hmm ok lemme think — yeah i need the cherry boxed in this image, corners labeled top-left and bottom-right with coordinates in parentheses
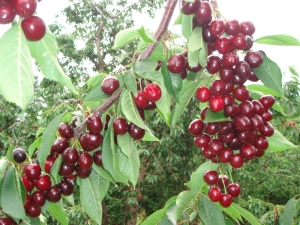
top-left (26, 202), bottom-right (41, 218)
top-left (196, 86), bottom-right (211, 102)
top-left (87, 114), bottom-right (103, 134)
top-left (188, 119), bottom-right (204, 136)
top-left (44, 157), bottom-right (56, 174)
top-left (21, 16), bottom-right (46, 41)
top-left (75, 164), bottom-right (92, 179)
top-left (128, 123), bottom-right (145, 140)
top-left (244, 35), bottom-right (254, 51)
top-left (113, 118), bottom-right (128, 135)
top-left (229, 137), bottom-right (242, 150)
top-left (224, 81), bottom-right (234, 95)
top-left (80, 131), bottom-right (103, 151)
top-left (235, 61), bottom-right (251, 79)
top-left (21, 176), bottom-right (34, 192)
top-left (31, 190), bottom-right (46, 207)
top-left (24, 194), bottom-right (30, 209)
top-left (260, 122), bottom-right (274, 137)
top-left (195, 1), bottom-right (212, 21)
top-left (217, 175), bottom-right (229, 189)
top-left (209, 96), bottom-right (224, 112)
top-left (202, 26), bottom-right (217, 43)
top-left (208, 138), bottom-right (224, 155)
top-left (225, 19), bottom-right (240, 36)
top-left (231, 33), bottom-right (247, 50)
top-left (203, 170), bottom-right (218, 185)
top-left (12, 0), bottom-right (37, 18)
top-left (101, 76), bottom-right (120, 95)
top-left (46, 186), bottom-right (62, 203)
top-left (218, 147), bottom-right (233, 163)
top-left (233, 115), bottom-right (251, 131)
top-left (0, 218), bottom-right (11, 225)
top-left (167, 54), bottom-right (186, 73)
top-left (145, 101), bottom-right (157, 110)
top-left (220, 67), bottom-right (234, 82)
top-left (208, 187), bottom-right (222, 202)
top-left (13, 147), bottom-right (27, 163)
top-left (227, 183), bottom-right (241, 198)
top-left (240, 21), bottom-right (255, 36)
top-left (205, 123), bottom-right (218, 135)
top-left (201, 146), bottom-right (215, 159)
top-left (237, 131), bottom-right (251, 144)
top-left (104, 114), bottom-right (111, 130)
top-left (230, 154), bottom-right (244, 168)
top-left (59, 162), bottom-right (75, 177)
top-left (261, 109), bottom-right (273, 122)
top-left (58, 122), bottom-right (74, 139)
top-left (78, 152), bottom-right (93, 170)
top-left (35, 174), bottom-right (51, 191)
top-left (62, 147), bottom-right (79, 165)
top-left (259, 95), bottom-right (275, 109)
top-left (219, 193), bottom-right (233, 208)
top-left (52, 137), bottom-right (70, 154)
top-left (255, 134), bottom-right (269, 150)
top-left (217, 121), bottom-right (234, 135)
top-left (221, 52), bottom-right (239, 68)
top-left (206, 55), bottom-right (221, 74)
top-left (137, 108), bottom-right (145, 120)
top-left (93, 150), bottom-right (103, 167)
top-left (6, 217), bottom-right (17, 225)
top-left (134, 90), bottom-right (149, 108)
top-left (0, 4), bottom-right (15, 24)
top-left (223, 94), bottom-right (234, 105)
top-left (252, 100), bottom-right (265, 115)
top-left (210, 80), bottom-right (225, 96)
top-left (244, 50), bottom-right (263, 68)
top-left (255, 149), bottom-right (265, 157)
top-left (240, 143), bottom-right (256, 160)
top-left (218, 131), bottom-right (235, 144)
top-left (194, 14), bottom-right (212, 27)
top-left (209, 19), bottom-right (225, 36)
top-left (233, 85), bottom-right (249, 101)
top-left (239, 100), bottom-right (254, 117)
top-left (0, 0), bottom-right (12, 6)
top-left (200, 106), bottom-right (209, 120)
top-left (194, 133), bottom-right (211, 148)
top-left (142, 83), bottom-right (162, 102)
top-left (180, 0), bottom-right (201, 15)
top-left (58, 179), bottom-right (74, 196)
top-left (249, 114), bottom-right (264, 131)
top-left (24, 163), bottom-right (41, 180)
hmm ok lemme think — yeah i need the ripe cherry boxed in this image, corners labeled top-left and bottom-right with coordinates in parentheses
top-left (259, 95), bottom-right (275, 109)
top-left (227, 183), bottom-right (240, 198)
top-left (233, 115), bottom-right (251, 131)
top-left (239, 100), bottom-right (254, 117)
top-left (26, 202), bottom-right (41, 218)
top-left (218, 147), bottom-right (233, 163)
top-left (255, 134), bottom-right (269, 150)
top-left (21, 176), bottom-right (34, 192)
top-left (128, 123), bottom-right (145, 140)
top-left (59, 162), bottom-right (75, 177)
top-left (80, 131), bottom-right (103, 151)
top-left (87, 114), bottom-right (103, 134)
top-left (62, 147), bottom-right (79, 165)
top-left (180, 0), bottom-right (201, 15)
top-left (244, 50), bottom-right (263, 68)
top-left (24, 163), bottom-right (41, 180)
top-left (208, 138), bottom-right (224, 155)
top-left (196, 86), bottom-right (211, 102)
top-left (219, 193), bottom-right (233, 208)
top-left (142, 83), bottom-right (162, 102)
top-left (195, 1), bottom-right (212, 21)
top-left (209, 96), bottom-right (224, 112)
top-left (217, 175), bottom-right (229, 189)
top-left (194, 133), bottom-right (211, 148)
top-left (44, 157), bottom-right (56, 174)
top-left (35, 174), bottom-right (51, 191)
top-left (202, 26), bottom-right (217, 43)
top-left (113, 118), bottom-right (128, 135)
top-left (101, 76), bottom-right (120, 95)
top-left (46, 186), bottom-right (62, 203)
top-left (75, 164), bottom-right (92, 179)
top-left (206, 55), bottom-right (221, 74)
top-left (240, 143), bottom-right (256, 160)
top-left (231, 34), bottom-right (247, 50)
top-left (201, 146), bottom-right (215, 159)
top-left (167, 54), bottom-right (186, 73)
top-left (0, 4), bottom-right (16, 24)
top-left (230, 154), bottom-right (244, 168)
top-left (225, 19), bottom-right (240, 36)
top-left (260, 122), bottom-right (274, 137)
top-left (240, 21), bottom-right (255, 36)
top-left (233, 85), bottom-right (249, 101)
top-left (12, 0), bottom-right (37, 18)
top-left (220, 67), bottom-right (234, 82)
top-left (203, 170), bottom-right (218, 185)
top-left (13, 147), bottom-right (27, 163)
top-left (78, 152), bottom-right (93, 170)
top-left (58, 122), bottom-right (74, 139)
top-left (21, 16), bottom-right (46, 41)
top-left (208, 187), bottom-right (222, 202)
top-left (134, 90), bottom-right (149, 108)
top-left (58, 179), bottom-right (74, 196)
top-left (235, 61), bottom-right (251, 79)
top-left (31, 190), bottom-right (46, 207)
top-left (93, 150), bottom-right (103, 167)
top-left (209, 19), bottom-right (226, 36)
top-left (24, 194), bottom-right (30, 209)
top-left (221, 52), bottom-right (239, 68)
top-left (210, 80), bottom-right (225, 96)
top-left (261, 109), bottom-right (273, 122)
top-left (205, 123), bottom-right (218, 135)
top-left (52, 137), bottom-right (70, 154)
top-left (188, 119), bottom-right (204, 136)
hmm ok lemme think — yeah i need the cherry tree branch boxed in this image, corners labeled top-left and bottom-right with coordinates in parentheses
top-left (74, 0), bottom-right (179, 137)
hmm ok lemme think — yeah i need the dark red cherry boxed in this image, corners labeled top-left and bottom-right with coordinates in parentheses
top-left (209, 96), bottom-right (224, 112)
top-left (58, 179), bottom-right (74, 196)
top-left (225, 19), bottom-right (240, 36)
top-left (0, 0), bottom-right (12, 6)
top-left (210, 79), bottom-right (225, 96)
top-left (239, 100), bottom-right (254, 117)
top-left (195, 1), bottom-right (212, 21)
top-left (35, 174), bottom-right (51, 191)
top-left (13, 147), bottom-right (27, 163)
top-left (244, 50), bottom-right (263, 68)
top-left (78, 152), bottom-right (93, 170)
top-left (244, 35), bottom-right (254, 51)
top-left (230, 154), bottom-right (244, 168)
top-left (75, 164), bottom-right (92, 179)
top-left (219, 193), bottom-right (232, 208)
top-left (101, 76), bottom-right (120, 95)
top-left (202, 26), bottom-right (217, 43)
top-left (12, 0), bottom-right (37, 18)
top-left (167, 54), bottom-right (186, 73)
top-left (46, 186), bottom-right (62, 203)
top-left (62, 147), bottom-right (79, 165)
top-left (21, 16), bottom-right (46, 41)
top-left (87, 114), bottom-right (103, 134)
top-left (217, 175), bottom-right (229, 189)
top-left (194, 133), bottom-right (211, 148)
top-left (21, 176), bottom-right (34, 192)
top-left (145, 101), bottom-right (157, 110)
top-left (0, 4), bottom-right (16, 24)
top-left (24, 194), bottom-right (30, 209)
top-left (218, 147), bottom-right (233, 163)
top-left (221, 52), bottom-right (239, 68)
top-left (260, 122), bottom-right (274, 137)
top-left (81, 131), bottom-right (103, 151)
top-left (255, 134), bottom-right (269, 150)
top-left (31, 190), bottom-right (46, 207)
top-left (188, 119), bottom-right (204, 136)
top-left (93, 150), bottom-right (103, 167)
top-left (203, 170), bottom-right (218, 185)
top-left (233, 85), bottom-right (249, 101)
top-left (201, 146), bottom-right (215, 159)
top-left (134, 90), bottom-right (149, 108)
top-left (240, 21), bottom-right (255, 36)
top-left (196, 86), bottom-right (211, 102)
top-left (259, 95), bottom-right (275, 109)
top-left (235, 61), bottom-right (251, 79)
top-left (240, 143), bottom-right (256, 160)
top-left (208, 187), bottom-right (222, 202)
top-left (208, 138), bottom-right (224, 155)
top-left (58, 163), bottom-right (75, 177)
top-left (26, 202), bottom-right (41, 218)
top-left (227, 183), bottom-right (240, 198)
top-left (44, 157), bottom-right (56, 174)
top-left (180, 0), bottom-right (201, 15)
top-left (233, 115), bottom-right (251, 131)
top-left (206, 55), bottom-right (221, 74)
top-left (261, 109), bottom-right (273, 122)
top-left (128, 123), bottom-right (145, 140)
top-left (24, 163), bottom-right (41, 180)
top-left (252, 100), bottom-right (265, 115)
top-left (52, 137), bottom-right (70, 154)
top-left (58, 123), bottom-right (74, 139)
top-left (142, 83), bottom-right (162, 102)
top-left (231, 33), bottom-right (247, 50)
top-left (209, 19), bottom-right (226, 36)
top-left (113, 118), bottom-right (128, 135)
top-left (205, 123), bottom-right (218, 135)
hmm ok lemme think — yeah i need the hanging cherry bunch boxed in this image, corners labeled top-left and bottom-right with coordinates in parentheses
top-left (163, 0), bottom-right (277, 208)
top-left (0, 0), bottom-right (46, 41)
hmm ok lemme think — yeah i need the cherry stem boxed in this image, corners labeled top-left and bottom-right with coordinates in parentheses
top-left (74, 0), bottom-right (179, 137)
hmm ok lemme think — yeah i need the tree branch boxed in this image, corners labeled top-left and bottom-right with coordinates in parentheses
top-left (95, 21), bottom-right (106, 72)
top-left (74, 0), bottom-right (179, 137)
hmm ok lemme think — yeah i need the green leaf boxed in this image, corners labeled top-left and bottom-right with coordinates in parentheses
top-left (170, 79), bottom-right (203, 134)
top-left (138, 26), bottom-right (157, 44)
top-left (224, 218), bottom-right (235, 225)
top-left (223, 205), bottom-right (243, 222)
top-left (92, 164), bottom-right (114, 183)
top-left (50, 155), bottom-right (62, 184)
top-left (89, 170), bottom-right (109, 202)
top-left (247, 84), bottom-right (282, 97)
top-left (231, 203), bottom-right (261, 225)
top-left (188, 27), bottom-right (202, 52)
top-left (0, 24), bottom-right (34, 110)
top-left (190, 211), bottom-right (198, 222)
top-left (84, 82), bottom-right (110, 102)
top-left (47, 202), bottom-right (69, 225)
top-left (142, 130), bottom-right (160, 142)
top-left (174, 12), bottom-right (183, 25)
top-left (121, 89), bottom-right (149, 131)
top-left (140, 209), bottom-right (165, 225)
top-left (133, 59), bottom-right (158, 79)
top-left (199, 45), bottom-right (208, 68)
top-left (197, 198), bottom-right (226, 225)
top-left (253, 55), bottom-right (283, 96)
top-left (113, 27), bottom-right (139, 50)
top-left (125, 71), bottom-right (137, 96)
top-left (190, 161), bottom-right (219, 198)
top-left (149, 43), bottom-right (166, 61)
top-left (267, 129), bottom-right (297, 152)
top-left (117, 147), bottom-right (140, 186)
top-left (5, 146), bottom-right (14, 163)
top-left (28, 29), bottom-right (78, 95)
top-left (188, 49), bottom-right (200, 68)
top-left (254, 34), bottom-right (300, 46)
top-left (37, 113), bottom-right (67, 171)
top-left (181, 14), bottom-right (193, 40)
top-left (155, 84), bottom-right (171, 126)
top-left (174, 191), bottom-right (193, 220)
top-left (87, 73), bottom-right (106, 90)
top-left (28, 137), bottom-right (42, 157)
top-left (1, 166), bottom-right (28, 222)
top-left (279, 198), bottom-right (295, 225)
top-left (117, 132), bottom-right (135, 157)
top-left (0, 158), bottom-right (8, 207)
top-left (80, 171), bottom-right (102, 225)
top-left (203, 109), bottom-right (231, 123)
top-left (36, 127), bottom-right (46, 138)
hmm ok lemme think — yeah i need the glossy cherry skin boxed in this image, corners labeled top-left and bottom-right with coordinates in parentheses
top-left (13, 147), bottom-right (27, 163)
top-left (44, 157), bottom-right (56, 174)
top-left (221, 52), bottom-right (239, 68)
top-left (244, 50), bottom-right (263, 68)
top-left (255, 134), bottom-right (269, 150)
top-left (113, 118), bottom-right (128, 135)
top-left (219, 193), bottom-right (233, 208)
top-left (21, 16), bottom-right (46, 41)
top-left (209, 19), bottom-right (226, 36)
top-left (58, 122), bottom-right (74, 139)
top-left (240, 21), bottom-right (255, 36)
top-left (206, 56), bottom-right (221, 74)
top-left (188, 119), bottom-right (204, 136)
top-left (215, 36), bottom-right (231, 54)
top-left (180, 0), bottom-right (201, 15)
top-left (21, 176), bottom-right (34, 192)
top-left (12, 0), bottom-right (37, 18)
top-left (62, 147), bottom-right (79, 165)
top-left (233, 115), bottom-right (251, 131)
top-left (87, 114), bottom-right (103, 134)
top-left (128, 123), bottom-right (145, 140)
top-left (101, 76), bottom-right (120, 95)
top-left (208, 187), bottom-right (222, 202)
top-left (80, 131), bottom-right (103, 151)
top-left (210, 79), bottom-right (225, 96)
top-left (195, 1), bottom-right (212, 21)
top-left (58, 179), bottom-right (74, 196)
top-left (167, 54), bottom-right (186, 73)
top-left (252, 100), bottom-right (266, 115)
top-left (24, 194), bottom-right (30, 209)
top-left (209, 96), bottom-right (224, 112)
top-left (196, 86), bottom-right (211, 102)
top-left (208, 138), bottom-right (224, 155)
top-left (78, 152), bottom-right (93, 170)
top-left (194, 133), bottom-right (211, 148)
top-left (52, 137), bottom-right (70, 153)
top-left (259, 95), bottom-right (275, 109)
top-left (24, 163), bottom-right (41, 180)
top-left (0, 4), bottom-right (16, 24)
top-left (93, 150), bottom-right (103, 167)
top-left (203, 170), bottom-right (218, 185)
top-left (217, 175), bottom-right (229, 189)
top-left (134, 90), bottom-right (149, 108)
top-left (25, 202), bottom-right (41, 218)
top-left (46, 186), bottom-right (62, 203)
top-left (75, 164), bottom-right (92, 179)
top-left (230, 154), bottom-right (244, 168)
top-left (240, 143), bottom-right (256, 160)
top-left (59, 163), bottom-right (75, 177)
top-left (31, 190), bottom-right (46, 207)
top-left (231, 33), bottom-right (247, 50)
top-left (0, 0), bottom-right (12, 6)
top-left (225, 19), bottom-right (240, 36)
top-left (35, 174), bottom-right (51, 191)
top-left (227, 183), bottom-right (241, 198)
top-left (233, 85), bottom-right (249, 101)
top-left (142, 83), bottom-right (162, 102)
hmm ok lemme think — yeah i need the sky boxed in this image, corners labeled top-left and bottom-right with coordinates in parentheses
top-left (1, 0), bottom-right (300, 78)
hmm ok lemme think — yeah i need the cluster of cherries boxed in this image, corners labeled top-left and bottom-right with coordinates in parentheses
top-left (176, 0), bottom-right (277, 207)
top-left (0, 0), bottom-right (46, 41)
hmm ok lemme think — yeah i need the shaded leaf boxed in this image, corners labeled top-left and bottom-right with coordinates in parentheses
top-left (125, 71), bottom-right (137, 96)
top-left (254, 34), bottom-right (300, 46)
top-left (155, 84), bottom-right (171, 126)
top-left (142, 130), bottom-right (160, 142)
top-left (247, 84), bottom-right (282, 97)
top-left (279, 198), bottom-right (295, 225)
top-left (197, 198), bottom-right (226, 225)
top-left (87, 73), bottom-right (106, 90)
top-left (133, 59), bottom-right (158, 79)
top-left (140, 209), bottom-right (165, 225)
top-left (47, 202), bottom-right (69, 225)
top-left (50, 155), bottom-right (62, 184)
top-left (92, 164), bottom-right (114, 183)
top-left (231, 203), bottom-right (261, 225)
top-left (117, 132), bottom-right (135, 157)
top-left (28, 137), bottom-right (42, 157)
top-left (174, 190), bottom-right (193, 220)
top-left (267, 129), bottom-right (297, 152)
top-left (203, 109), bottom-right (231, 123)
top-left (188, 27), bottom-right (202, 52)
